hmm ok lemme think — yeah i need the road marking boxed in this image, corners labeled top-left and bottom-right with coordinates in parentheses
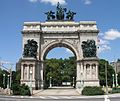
top-left (104, 95), bottom-right (111, 101)
top-left (49, 96), bottom-right (59, 99)
top-left (39, 96), bottom-right (46, 99)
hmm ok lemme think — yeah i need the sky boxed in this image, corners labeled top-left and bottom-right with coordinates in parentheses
top-left (0, 0), bottom-right (120, 69)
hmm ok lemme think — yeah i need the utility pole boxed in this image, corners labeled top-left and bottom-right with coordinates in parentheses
top-left (105, 62), bottom-right (108, 95)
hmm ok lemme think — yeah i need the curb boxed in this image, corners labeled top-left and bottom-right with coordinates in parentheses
top-left (0, 94), bottom-right (120, 99)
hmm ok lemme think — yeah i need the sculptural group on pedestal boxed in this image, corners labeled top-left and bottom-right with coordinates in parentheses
top-left (81, 40), bottom-right (97, 58)
top-left (45, 2), bottom-right (76, 21)
top-left (23, 39), bottom-right (38, 58)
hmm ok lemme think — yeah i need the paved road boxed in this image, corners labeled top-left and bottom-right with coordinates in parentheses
top-left (0, 95), bottom-right (120, 101)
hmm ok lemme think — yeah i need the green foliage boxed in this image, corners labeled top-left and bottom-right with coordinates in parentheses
top-left (11, 83), bottom-right (20, 95)
top-left (110, 87), bottom-right (120, 94)
top-left (0, 68), bottom-right (30, 96)
top-left (99, 59), bottom-right (115, 86)
top-left (11, 70), bottom-right (30, 95)
top-left (82, 86), bottom-right (104, 95)
top-left (45, 57), bottom-right (76, 87)
top-left (0, 68), bottom-right (3, 87)
top-left (12, 70), bottom-right (20, 84)
top-left (118, 72), bottom-right (120, 85)
top-left (11, 83), bottom-right (31, 96)
top-left (0, 69), bottom-right (8, 88)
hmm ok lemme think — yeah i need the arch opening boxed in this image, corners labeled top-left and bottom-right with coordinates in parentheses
top-left (42, 42), bottom-right (77, 60)
top-left (42, 43), bottom-right (77, 88)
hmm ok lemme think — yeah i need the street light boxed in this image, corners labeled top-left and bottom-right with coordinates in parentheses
top-left (3, 74), bottom-right (5, 88)
top-left (49, 76), bottom-right (52, 88)
top-left (30, 70), bottom-right (33, 95)
top-left (114, 60), bottom-right (118, 87)
top-left (7, 75), bottom-right (10, 89)
top-left (73, 77), bottom-right (75, 87)
top-left (105, 62), bottom-right (108, 95)
top-left (81, 73), bottom-right (83, 88)
top-left (112, 74), bottom-right (115, 87)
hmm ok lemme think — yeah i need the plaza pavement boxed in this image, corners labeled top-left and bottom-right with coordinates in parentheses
top-left (33, 87), bottom-right (80, 96)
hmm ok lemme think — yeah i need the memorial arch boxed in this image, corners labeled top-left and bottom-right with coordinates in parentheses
top-left (18, 3), bottom-right (100, 90)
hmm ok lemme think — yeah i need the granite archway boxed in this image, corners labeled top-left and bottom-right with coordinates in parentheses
top-left (19, 21), bottom-right (100, 90)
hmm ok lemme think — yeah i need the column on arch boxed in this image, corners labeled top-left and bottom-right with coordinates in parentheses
top-left (40, 61), bottom-right (44, 89)
top-left (21, 64), bottom-right (24, 80)
top-left (76, 61), bottom-right (81, 88)
top-left (27, 64), bottom-right (29, 80)
top-left (22, 64), bottom-right (28, 80)
top-left (83, 63), bottom-right (86, 80)
top-left (76, 61), bottom-right (81, 81)
top-left (90, 64), bottom-right (92, 79)
top-left (80, 62), bottom-right (84, 81)
top-left (86, 64), bottom-right (90, 79)
top-left (96, 64), bottom-right (98, 79)
top-left (29, 64), bottom-right (34, 80)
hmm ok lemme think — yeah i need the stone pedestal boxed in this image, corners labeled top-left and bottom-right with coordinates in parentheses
top-left (20, 57), bottom-right (41, 90)
top-left (76, 57), bottom-right (99, 89)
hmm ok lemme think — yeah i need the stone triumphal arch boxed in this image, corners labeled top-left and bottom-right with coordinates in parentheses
top-left (18, 3), bottom-right (99, 90)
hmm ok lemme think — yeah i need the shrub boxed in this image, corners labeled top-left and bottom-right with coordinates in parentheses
top-left (11, 83), bottom-right (31, 96)
top-left (82, 86), bottom-right (104, 96)
top-left (11, 83), bottom-right (20, 95)
top-left (110, 87), bottom-right (120, 94)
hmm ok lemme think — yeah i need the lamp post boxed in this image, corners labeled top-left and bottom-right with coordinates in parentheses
top-left (116, 73), bottom-right (118, 87)
top-left (81, 73), bottom-right (83, 88)
top-left (3, 74), bottom-right (5, 88)
top-left (49, 76), bottom-right (52, 88)
top-left (30, 70), bottom-right (33, 95)
top-left (112, 74), bottom-right (115, 87)
top-left (9, 68), bottom-right (12, 88)
top-left (73, 77), bottom-right (75, 87)
top-left (7, 75), bottom-right (10, 89)
top-left (105, 62), bottom-right (108, 95)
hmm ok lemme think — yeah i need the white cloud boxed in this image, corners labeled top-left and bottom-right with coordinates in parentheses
top-left (97, 38), bottom-right (110, 53)
top-left (41, 0), bottom-right (66, 5)
top-left (98, 39), bottom-right (109, 45)
top-left (98, 33), bottom-right (104, 37)
top-left (83, 0), bottom-right (92, 5)
top-left (98, 44), bottom-right (111, 53)
top-left (104, 29), bottom-right (120, 40)
top-left (98, 28), bottom-right (120, 53)
top-left (28, 0), bottom-right (66, 5)
top-left (28, 0), bottom-right (38, 3)
top-left (65, 48), bottom-right (74, 55)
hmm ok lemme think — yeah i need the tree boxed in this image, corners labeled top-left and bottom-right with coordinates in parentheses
top-left (12, 70), bottom-right (20, 84)
top-left (0, 69), bottom-right (9, 88)
top-left (99, 59), bottom-right (115, 86)
top-left (45, 56), bottom-right (76, 87)
top-left (0, 68), bottom-right (3, 87)
top-left (118, 72), bottom-right (120, 85)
